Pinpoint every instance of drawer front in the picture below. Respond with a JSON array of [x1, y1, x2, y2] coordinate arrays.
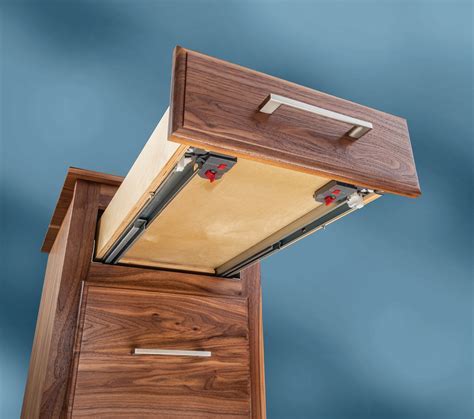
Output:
[[71, 285, 250, 418], [170, 47, 420, 197]]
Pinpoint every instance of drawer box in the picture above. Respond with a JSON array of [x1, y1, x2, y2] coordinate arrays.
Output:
[[95, 47, 420, 275], [71, 285, 250, 417]]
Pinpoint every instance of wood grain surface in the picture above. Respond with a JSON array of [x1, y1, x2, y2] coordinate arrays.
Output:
[[71, 285, 251, 417], [169, 45, 187, 137], [22, 180, 102, 418], [22, 192, 74, 419], [169, 46, 420, 198], [87, 262, 244, 297], [41, 167, 123, 253], [242, 264, 266, 419]]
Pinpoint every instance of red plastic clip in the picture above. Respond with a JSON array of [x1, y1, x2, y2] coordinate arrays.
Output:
[[205, 170, 217, 183], [324, 195, 336, 206]]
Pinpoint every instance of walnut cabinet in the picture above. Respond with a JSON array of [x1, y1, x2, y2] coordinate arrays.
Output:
[[23, 46, 420, 418]]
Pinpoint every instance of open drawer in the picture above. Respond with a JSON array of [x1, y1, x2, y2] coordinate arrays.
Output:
[[95, 47, 420, 276]]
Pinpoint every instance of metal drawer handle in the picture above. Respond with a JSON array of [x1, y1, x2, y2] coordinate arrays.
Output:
[[258, 93, 373, 139], [133, 348, 211, 357]]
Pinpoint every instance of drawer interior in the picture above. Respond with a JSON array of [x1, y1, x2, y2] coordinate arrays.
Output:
[[96, 109, 379, 276]]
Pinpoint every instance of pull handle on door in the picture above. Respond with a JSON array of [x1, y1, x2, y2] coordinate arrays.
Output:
[[133, 348, 211, 357], [258, 93, 373, 139]]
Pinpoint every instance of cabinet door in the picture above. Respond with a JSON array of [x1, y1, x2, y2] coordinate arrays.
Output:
[[71, 285, 250, 418]]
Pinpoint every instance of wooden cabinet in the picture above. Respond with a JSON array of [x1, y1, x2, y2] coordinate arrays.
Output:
[[22, 171, 265, 418], [24, 46, 420, 418]]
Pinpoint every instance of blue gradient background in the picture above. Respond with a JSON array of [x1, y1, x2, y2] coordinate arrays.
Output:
[[1, 1, 472, 418]]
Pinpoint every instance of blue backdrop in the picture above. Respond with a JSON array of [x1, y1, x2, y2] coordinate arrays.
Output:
[[1, 1, 472, 418]]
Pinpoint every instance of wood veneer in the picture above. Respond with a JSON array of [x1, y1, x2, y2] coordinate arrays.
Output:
[[86, 262, 244, 297], [71, 285, 251, 417], [242, 264, 266, 419], [22, 180, 103, 418], [170, 46, 420, 198]]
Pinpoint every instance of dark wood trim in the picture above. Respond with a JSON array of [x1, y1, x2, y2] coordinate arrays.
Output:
[[42, 167, 123, 253], [169, 45, 188, 137], [86, 262, 244, 298], [22, 195, 74, 418], [22, 180, 102, 418], [241, 263, 266, 419], [98, 183, 120, 210], [66, 281, 89, 418]]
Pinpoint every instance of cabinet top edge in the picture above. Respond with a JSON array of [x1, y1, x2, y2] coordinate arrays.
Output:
[[42, 167, 123, 253]]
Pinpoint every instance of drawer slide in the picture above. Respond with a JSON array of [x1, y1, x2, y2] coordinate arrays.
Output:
[[103, 149, 237, 264]]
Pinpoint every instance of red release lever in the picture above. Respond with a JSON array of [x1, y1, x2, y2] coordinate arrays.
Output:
[[324, 195, 336, 206], [205, 170, 217, 183]]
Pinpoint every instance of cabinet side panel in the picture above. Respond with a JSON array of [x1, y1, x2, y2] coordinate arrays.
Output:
[[22, 180, 101, 419], [21, 203, 74, 419]]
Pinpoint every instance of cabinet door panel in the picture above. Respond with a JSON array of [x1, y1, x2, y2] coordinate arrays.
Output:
[[71, 285, 250, 418]]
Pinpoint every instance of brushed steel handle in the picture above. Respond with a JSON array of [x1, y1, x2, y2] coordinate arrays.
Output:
[[258, 93, 373, 139], [133, 348, 211, 357]]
